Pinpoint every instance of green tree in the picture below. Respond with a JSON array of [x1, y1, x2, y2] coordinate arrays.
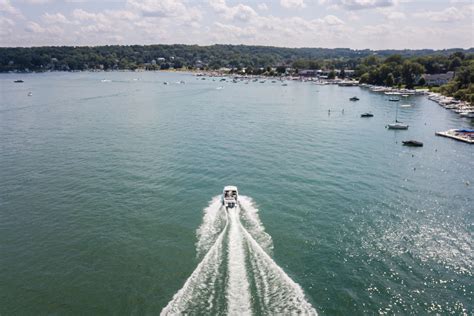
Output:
[[339, 68, 346, 79], [359, 73, 369, 83], [401, 61, 425, 89], [449, 57, 462, 71], [385, 73, 395, 87]]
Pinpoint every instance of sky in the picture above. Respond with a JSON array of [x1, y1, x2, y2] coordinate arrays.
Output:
[[0, 0, 473, 49]]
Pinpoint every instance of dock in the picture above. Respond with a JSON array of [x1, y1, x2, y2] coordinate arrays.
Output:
[[435, 129, 474, 144]]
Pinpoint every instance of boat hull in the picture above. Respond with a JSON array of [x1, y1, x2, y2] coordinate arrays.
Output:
[[387, 124, 409, 130]]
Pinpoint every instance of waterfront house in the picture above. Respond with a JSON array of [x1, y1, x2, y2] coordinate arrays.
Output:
[[423, 71, 454, 86], [299, 69, 317, 77]]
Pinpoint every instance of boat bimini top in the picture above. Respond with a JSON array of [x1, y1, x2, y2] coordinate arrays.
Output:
[[222, 186, 238, 209]]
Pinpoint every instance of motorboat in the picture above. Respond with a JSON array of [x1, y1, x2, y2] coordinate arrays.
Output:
[[28, 92, 33, 96], [388, 98, 400, 102], [361, 113, 374, 117], [400, 104, 412, 108], [350, 96, 359, 101], [222, 186, 238, 209], [387, 123, 409, 130], [14, 79, 24, 83], [402, 140, 423, 147]]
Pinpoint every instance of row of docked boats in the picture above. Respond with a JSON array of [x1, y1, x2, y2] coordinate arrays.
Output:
[[427, 93, 474, 118]]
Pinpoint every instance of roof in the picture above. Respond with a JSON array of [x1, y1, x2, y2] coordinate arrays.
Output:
[[423, 71, 454, 81]]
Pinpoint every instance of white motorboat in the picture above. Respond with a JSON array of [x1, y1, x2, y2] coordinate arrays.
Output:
[[221, 186, 238, 209]]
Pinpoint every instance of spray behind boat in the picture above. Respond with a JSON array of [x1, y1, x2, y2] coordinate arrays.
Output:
[[221, 185, 238, 209]]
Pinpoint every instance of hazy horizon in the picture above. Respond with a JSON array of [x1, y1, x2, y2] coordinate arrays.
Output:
[[1, 0, 473, 49]]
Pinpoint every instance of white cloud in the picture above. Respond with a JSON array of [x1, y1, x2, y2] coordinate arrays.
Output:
[[127, 0, 186, 17], [381, 10, 406, 19], [0, 0, 472, 49], [42, 12, 72, 24], [25, 21, 45, 33], [280, 0, 306, 9], [209, 0, 257, 22], [23, 0, 53, 4], [413, 7, 463, 23], [0, 0, 21, 15], [0, 16, 14, 36], [257, 3, 268, 11], [321, 14, 344, 25], [321, 0, 395, 10]]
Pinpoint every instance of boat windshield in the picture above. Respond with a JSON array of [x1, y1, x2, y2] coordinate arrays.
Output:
[[225, 190, 237, 199]]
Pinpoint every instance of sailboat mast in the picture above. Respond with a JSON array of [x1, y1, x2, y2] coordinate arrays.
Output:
[[395, 102, 399, 122]]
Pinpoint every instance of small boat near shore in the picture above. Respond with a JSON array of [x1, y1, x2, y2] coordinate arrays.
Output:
[[389, 98, 400, 102], [459, 111, 474, 118], [402, 140, 423, 147], [350, 96, 360, 101], [400, 104, 411, 108], [14, 79, 24, 83], [361, 113, 374, 117]]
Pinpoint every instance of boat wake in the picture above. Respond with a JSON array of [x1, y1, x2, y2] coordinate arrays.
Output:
[[161, 196, 317, 315]]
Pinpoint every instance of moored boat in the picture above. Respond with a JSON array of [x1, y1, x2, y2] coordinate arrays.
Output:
[[361, 113, 374, 117], [350, 96, 359, 101], [402, 140, 423, 147], [459, 111, 474, 118], [387, 123, 409, 130]]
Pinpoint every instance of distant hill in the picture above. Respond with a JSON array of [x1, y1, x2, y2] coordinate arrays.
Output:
[[1, 44, 473, 72]]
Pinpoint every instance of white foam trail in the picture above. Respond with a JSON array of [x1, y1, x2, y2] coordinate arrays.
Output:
[[196, 196, 225, 257], [238, 196, 274, 254], [240, 220, 317, 315], [227, 207, 252, 315], [161, 210, 228, 315], [162, 196, 317, 315]]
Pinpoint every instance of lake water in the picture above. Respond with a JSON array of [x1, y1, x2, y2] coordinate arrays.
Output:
[[1, 71, 472, 315]]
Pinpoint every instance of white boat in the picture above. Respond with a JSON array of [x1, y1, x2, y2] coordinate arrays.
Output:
[[400, 104, 411, 108], [27, 92, 33, 96], [387, 99, 409, 130], [459, 111, 474, 118], [221, 186, 238, 209], [387, 123, 409, 130]]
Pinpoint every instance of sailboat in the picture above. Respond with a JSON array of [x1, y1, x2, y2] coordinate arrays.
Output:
[[386, 100, 408, 130]]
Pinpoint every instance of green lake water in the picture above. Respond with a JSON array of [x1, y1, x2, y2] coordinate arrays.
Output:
[[1, 72, 472, 315]]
